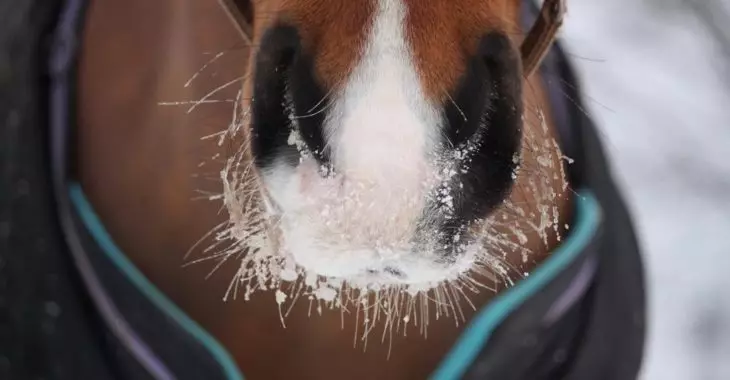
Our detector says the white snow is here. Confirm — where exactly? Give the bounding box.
[560,1,730,378]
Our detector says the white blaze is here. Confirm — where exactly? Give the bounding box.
[322,0,441,234]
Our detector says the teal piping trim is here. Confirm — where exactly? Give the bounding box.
[431,190,601,380]
[70,180,598,380]
[68,183,245,380]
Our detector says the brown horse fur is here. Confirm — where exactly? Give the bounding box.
[77,1,571,379]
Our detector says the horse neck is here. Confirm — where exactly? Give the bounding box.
[76,1,570,379]
[77,0,248,333]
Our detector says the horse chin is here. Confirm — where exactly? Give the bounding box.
[254,201,474,293]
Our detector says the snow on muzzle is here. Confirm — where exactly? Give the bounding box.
[259,152,484,290]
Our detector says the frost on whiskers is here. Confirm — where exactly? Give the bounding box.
[188,89,569,351]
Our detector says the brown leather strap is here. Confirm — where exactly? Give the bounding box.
[218,0,253,44]
[521,0,566,76]
[218,0,565,77]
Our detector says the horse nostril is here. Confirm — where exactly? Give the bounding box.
[444,32,521,147]
[251,24,330,170]
[436,32,522,226]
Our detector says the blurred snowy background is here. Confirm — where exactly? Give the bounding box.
[559,0,730,379]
